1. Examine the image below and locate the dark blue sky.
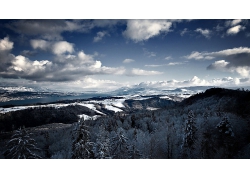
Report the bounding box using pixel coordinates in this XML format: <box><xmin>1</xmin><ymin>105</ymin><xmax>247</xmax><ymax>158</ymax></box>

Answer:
<box><xmin>1</xmin><ymin>19</ymin><xmax>250</xmax><ymax>92</ymax></box>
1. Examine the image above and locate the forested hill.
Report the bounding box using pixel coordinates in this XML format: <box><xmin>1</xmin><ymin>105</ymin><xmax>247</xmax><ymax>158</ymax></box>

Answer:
<box><xmin>1</xmin><ymin>87</ymin><xmax>250</xmax><ymax>159</ymax></box>
<box><xmin>181</xmin><ymin>87</ymin><xmax>250</xmax><ymax>117</ymax></box>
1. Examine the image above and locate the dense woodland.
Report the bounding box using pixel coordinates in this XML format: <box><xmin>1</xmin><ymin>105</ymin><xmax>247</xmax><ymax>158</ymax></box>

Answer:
<box><xmin>1</xmin><ymin>87</ymin><xmax>250</xmax><ymax>159</ymax></box>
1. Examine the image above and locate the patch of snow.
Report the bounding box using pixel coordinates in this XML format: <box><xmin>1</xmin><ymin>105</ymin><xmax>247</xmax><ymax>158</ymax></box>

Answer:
<box><xmin>177</xmin><ymin>94</ymin><xmax>192</xmax><ymax>98</ymax></box>
<box><xmin>104</xmin><ymin>105</ymin><xmax>123</xmax><ymax>112</ymax></box>
<box><xmin>77</xmin><ymin>103</ymin><xmax>106</xmax><ymax>115</ymax></box>
<box><xmin>146</xmin><ymin>107</ymin><xmax>159</xmax><ymax>111</ymax></box>
<box><xmin>78</xmin><ymin>114</ymin><xmax>101</xmax><ymax>120</ymax></box>
<box><xmin>160</xmin><ymin>96</ymin><xmax>173</xmax><ymax>100</ymax></box>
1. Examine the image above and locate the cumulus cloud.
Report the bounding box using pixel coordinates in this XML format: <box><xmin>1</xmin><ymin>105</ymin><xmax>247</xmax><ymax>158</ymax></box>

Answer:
<box><xmin>230</xmin><ymin>19</ymin><xmax>242</xmax><ymax>26</ymax></box>
<box><xmin>195</xmin><ymin>28</ymin><xmax>211</xmax><ymax>38</ymax></box>
<box><xmin>185</xmin><ymin>47</ymin><xmax>250</xmax><ymax>77</ymax></box>
<box><xmin>207</xmin><ymin>60</ymin><xmax>229</xmax><ymax>71</ymax></box>
<box><xmin>0</xmin><ymin>37</ymin><xmax>15</xmax><ymax>71</ymax></box>
<box><xmin>128</xmin><ymin>68</ymin><xmax>163</xmax><ymax>76</ymax></box>
<box><xmin>225</xmin><ymin>19</ymin><xmax>242</xmax><ymax>27</ymax></box>
<box><xmin>1</xmin><ymin>55</ymin><xmax>53</xmax><ymax>80</ymax></box>
<box><xmin>0</xmin><ymin>37</ymin><xmax>126</xmax><ymax>82</ymax></box>
<box><xmin>31</xmin><ymin>39</ymin><xmax>74</xmax><ymax>55</ymax></box>
<box><xmin>123</xmin><ymin>20</ymin><xmax>172</xmax><ymax>42</ymax></box>
<box><xmin>30</xmin><ymin>39</ymin><xmax>50</xmax><ymax>51</ymax></box>
<box><xmin>227</xmin><ymin>25</ymin><xmax>245</xmax><ymax>35</ymax></box>
<box><xmin>93</xmin><ymin>31</ymin><xmax>109</xmax><ymax>42</ymax></box>
<box><xmin>207</xmin><ymin>60</ymin><xmax>250</xmax><ymax>77</ymax></box>
<box><xmin>0</xmin><ymin>76</ymin><xmax>124</xmax><ymax>92</ymax></box>
<box><xmin>52</xmin><ymin>41</ymin><xmax>74</xmax><ymax>55</ymax></box>
<box><xmin>123</xmin><ymin>59</ymin><xmax>134</xmax><ymax>63</ymax></box>
<box><xmin>135</xmin><ymin>76</ymin><xmax>250</xmax><ymax>89</ymax></box>
<box><xmin>0</xmin><ymin>37</ymin><xmax>13</xmax><ymax>51</ymax></box>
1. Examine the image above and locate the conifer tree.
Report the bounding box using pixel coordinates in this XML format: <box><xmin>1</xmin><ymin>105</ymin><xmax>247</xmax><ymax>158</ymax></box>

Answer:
<box><xmin>216</xmin><ymin>116</ymin><xmax>235</xmax><ymax>157</ymax></box>
<box><xmin>182</xmin><ymin>110</ymin><xmax>197</xmax><ymax>158</ymax></box>
<box><xmin>201</xmin><ymin>109</ymin><xmax>216</xmax><ymax>158</ymax></box>
<box><xmin>111</xmin><ymin>128</ymin><xmax>130</xmax><ymax>159</ymax></box>
<box><xmin>4</xmin><ymin>127</ymin><xmax>41</xmax><ymax>159</ymax></box>
<box><xmin>184</xmin><ymin>110</ymin><xmax>197</xmax><ymax>147</ymax></box>
<box><xmin>94</xmin><ymin>124</ymin><xmax>111</xmax><ymax>159</ymax></box>
<box><xmin>128</xmin><ymin>129</ymin><xmax>142</xmax><ymax>159</ymax></box>
<box><xmin>72</xmin><ymin>119</ymin><xmax>94</xmax><ymax>159</ymax></box>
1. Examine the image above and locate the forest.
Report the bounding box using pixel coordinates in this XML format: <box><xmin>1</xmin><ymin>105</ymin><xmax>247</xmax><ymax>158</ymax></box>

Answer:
<box><xmin>1</xmin><ymin>87</ymin><xmax>250</xmax><ymax>159</ymax></box>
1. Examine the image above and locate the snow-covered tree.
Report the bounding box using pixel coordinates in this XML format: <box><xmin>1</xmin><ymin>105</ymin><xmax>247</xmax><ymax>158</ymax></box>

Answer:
<box><xmin>216</xmin><ymin>116</ymin><xmax>235</xmax><ymax>157</ymax></box>
<box><xmin>200</xmin><ymin>109</ymin><xmax>216</xmax><ymax>158</ymax></box>
<box><xmin>128</xmin><ymin>129</ymin><xmax>142</xmax><ymax>159</ymax></box>
<box><xmin>94</xmin><ymin>124</ymin><xmax>111</xmax><ymax>159</ymax></box>
<box><xmin>184</xmin><ymin>110</ymin><xmax>197</xmax><ymax>147</ymax></box>
<box><xmin>72</xmin><ymin>119</ymin><xmax>94</xmax><ymax>159</ymax></box>
<box><xmin>216</xmin><ymin>116</ymin><xmax>234</xmax><ymax>137</ymax></box>
<box><xmin>111</xmin><ymin>128</ymin><xmax>130</xmax><ymax>159</ymax></box>
<box><xmin>4</xmin><ymin>127</ymin><xmax>41</xmax><ymax>159</ymax></box>
<box><xmin>182</xmin><ymin>110</ymin><xmax>197</xmax><ymax>158</ymax></box>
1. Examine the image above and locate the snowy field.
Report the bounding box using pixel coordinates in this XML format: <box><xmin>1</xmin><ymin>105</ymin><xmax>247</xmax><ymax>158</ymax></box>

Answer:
<box><xmin>0</xmin><ymin>98</ymin><xmax>126</xmax><ymax>114</ymax></box>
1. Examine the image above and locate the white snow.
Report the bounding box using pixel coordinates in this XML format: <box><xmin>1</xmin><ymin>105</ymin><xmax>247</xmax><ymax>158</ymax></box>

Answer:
<box><xmin>177</xmin><ymin>94</ymin><xmax>192</xmax><ymax>98</ymax></box>
<box><xmin>78</xmin><ymin>114</ymin><xmax>101</xmax><ymax>120</ymax></box>
<box><xmin>104</xmin><ymin>105</ymin><xmax>123</xmax><ymax>112</ymax></box>
<box><xmin>146</xmin><ymin>107</ymin><xmax>159</xmax><ymax>111</ymax></box>
<box><xmin>160</xmin><ymin>96</ymin><xmax>173</xmax><ymax>100</ymax></box>
<box><xmin>76</xmin><ymin>103</ymin><xmax>106</xmax><ymax>115</ymax></box>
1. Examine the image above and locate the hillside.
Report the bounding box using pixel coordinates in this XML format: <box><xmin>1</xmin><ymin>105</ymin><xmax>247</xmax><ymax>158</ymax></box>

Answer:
<box><xmin>1</xmin><ymin>87</ymin><xmax>250</xmax><ymax>159</ymax></box>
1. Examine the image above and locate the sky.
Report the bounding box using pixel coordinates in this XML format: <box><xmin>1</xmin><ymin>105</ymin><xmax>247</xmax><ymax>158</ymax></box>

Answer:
<box><xmin>1</xmin><ymin>19</ymin><xmax>250</xmax><ymax>92</ymax></box>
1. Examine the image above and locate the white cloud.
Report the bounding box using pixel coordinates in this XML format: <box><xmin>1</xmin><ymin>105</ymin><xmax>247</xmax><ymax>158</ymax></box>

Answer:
<box><xmin>31</xmin><ymin>39</ymin><xmax>74</xmax><ymax>55</ymax></box>
<box><xmin>145</xmin><ymin>64</ymin><xmax>162</xmax><ymax>67</ymax></box>
<box><xmin>123</xmin><ymin>20</ymin><xmax>172</xmax><ymax>42</ymax></box>
<box><xmin>6</xmin><ymin>55</ymin><xmax>52</xmax><ymax>79</ymax></box>
<box><xmin>207</xmin><ymin>60</ymin><xmax>250</xmax><ymax>77</ymax></box>
<box><xmin>135</xmin><ymin>76</ymin><xmax>250</xmax><ymax>89</ymax></box>
<box><xmin>80</xmin><ymin>77</ymin><xmax>122</xmax><ymax>90</ymax></box>
<box><xmin>195</xmin><ymin>28</ymin><xmax>211</xmax><ymax>38</ymax></box>
<box><xmin>231</xmin><ymin>19</ymin><xmax>242</xmax><ymax>26</ymax></box>
<box><xmin>145</xmin><ymin>62</ymin><xmax>184</xmax><ymax>67</ymax></box>
<box><xmin>235</xmin><ymin>66</ymin><xmax>250</xmax><ymax>77</ymax></box>
<box><xmin>225</xmin><ymin>19</ymin><xmax>242</xmax><ymax>27</ymax></box>
<box><xmin>93</xmin><ymin>31</ymin><xmax>108</xmax><ymax>42</ymax></box>
<box><xmin>207</xmin><ymin>60</ymin><xmax>230</xmax><ymax>70</ymax></box>
<box><xmin>184</xmin><ymin>51</ymin><xmax>214</xmax><ymax>60</ymax></box>
<box><xmin>129</xmin><ymin>68</ymin><xmax>163</xmax><ymax>76</ymax></box>
<box><xmin>227</xmin><ymin>25</ymin><xmax>245</xmax><ymax>35</ymax></box>
<box><xmin>165</xmin><ymin>56</ymin><xmax>172</xmax><ymax>60</ymax></box>
<box><xmin>167</xmin><ymin>62</ymin><xmax>184</xmax><ymax>66</ymax></box>
<box><xmin>77</xmin><ymin>51</ymin><xmax>95</xmax><ymax>64</ymax></box>
<box><xmin>185</xmin><ymin>47</ymin><xmax>250</xmax><ymax>77</ymax></box>
<box><xmin>30</xmin><ymin>39</ymin><xmax>50</xmax><ymax>51</ymax></box>
<box><xmin>185</xmin><ymin>47</ymin><xmax>250</xmax><ymax>60</ymax></box>
<box><xmin>0</xmin><ymin>44</ymin><xmax>126</xmax><ymax>81</ymax></box>
<box><xmin>123</xmin><ymin>59</ymin><xmax>134</xmax><ymax>63</ymax></box>
<box><xmin>52</xmin><ymin>41</ymin><xmax>74</xmax><ymax>55</ymax></box>
<box><xmin>209</xmin><ymin>47</ymin><xmax>250</xmax><ymax>56</ymax></box>
<box><xmin>180</xmin><ymin>28</ymin><xmax>188</xmax><ymax>36</ymax></box>
<box><xmin>0</xmin><ymin>37</ymin><xmax>13</xmax><ymax>51</ymax></box>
